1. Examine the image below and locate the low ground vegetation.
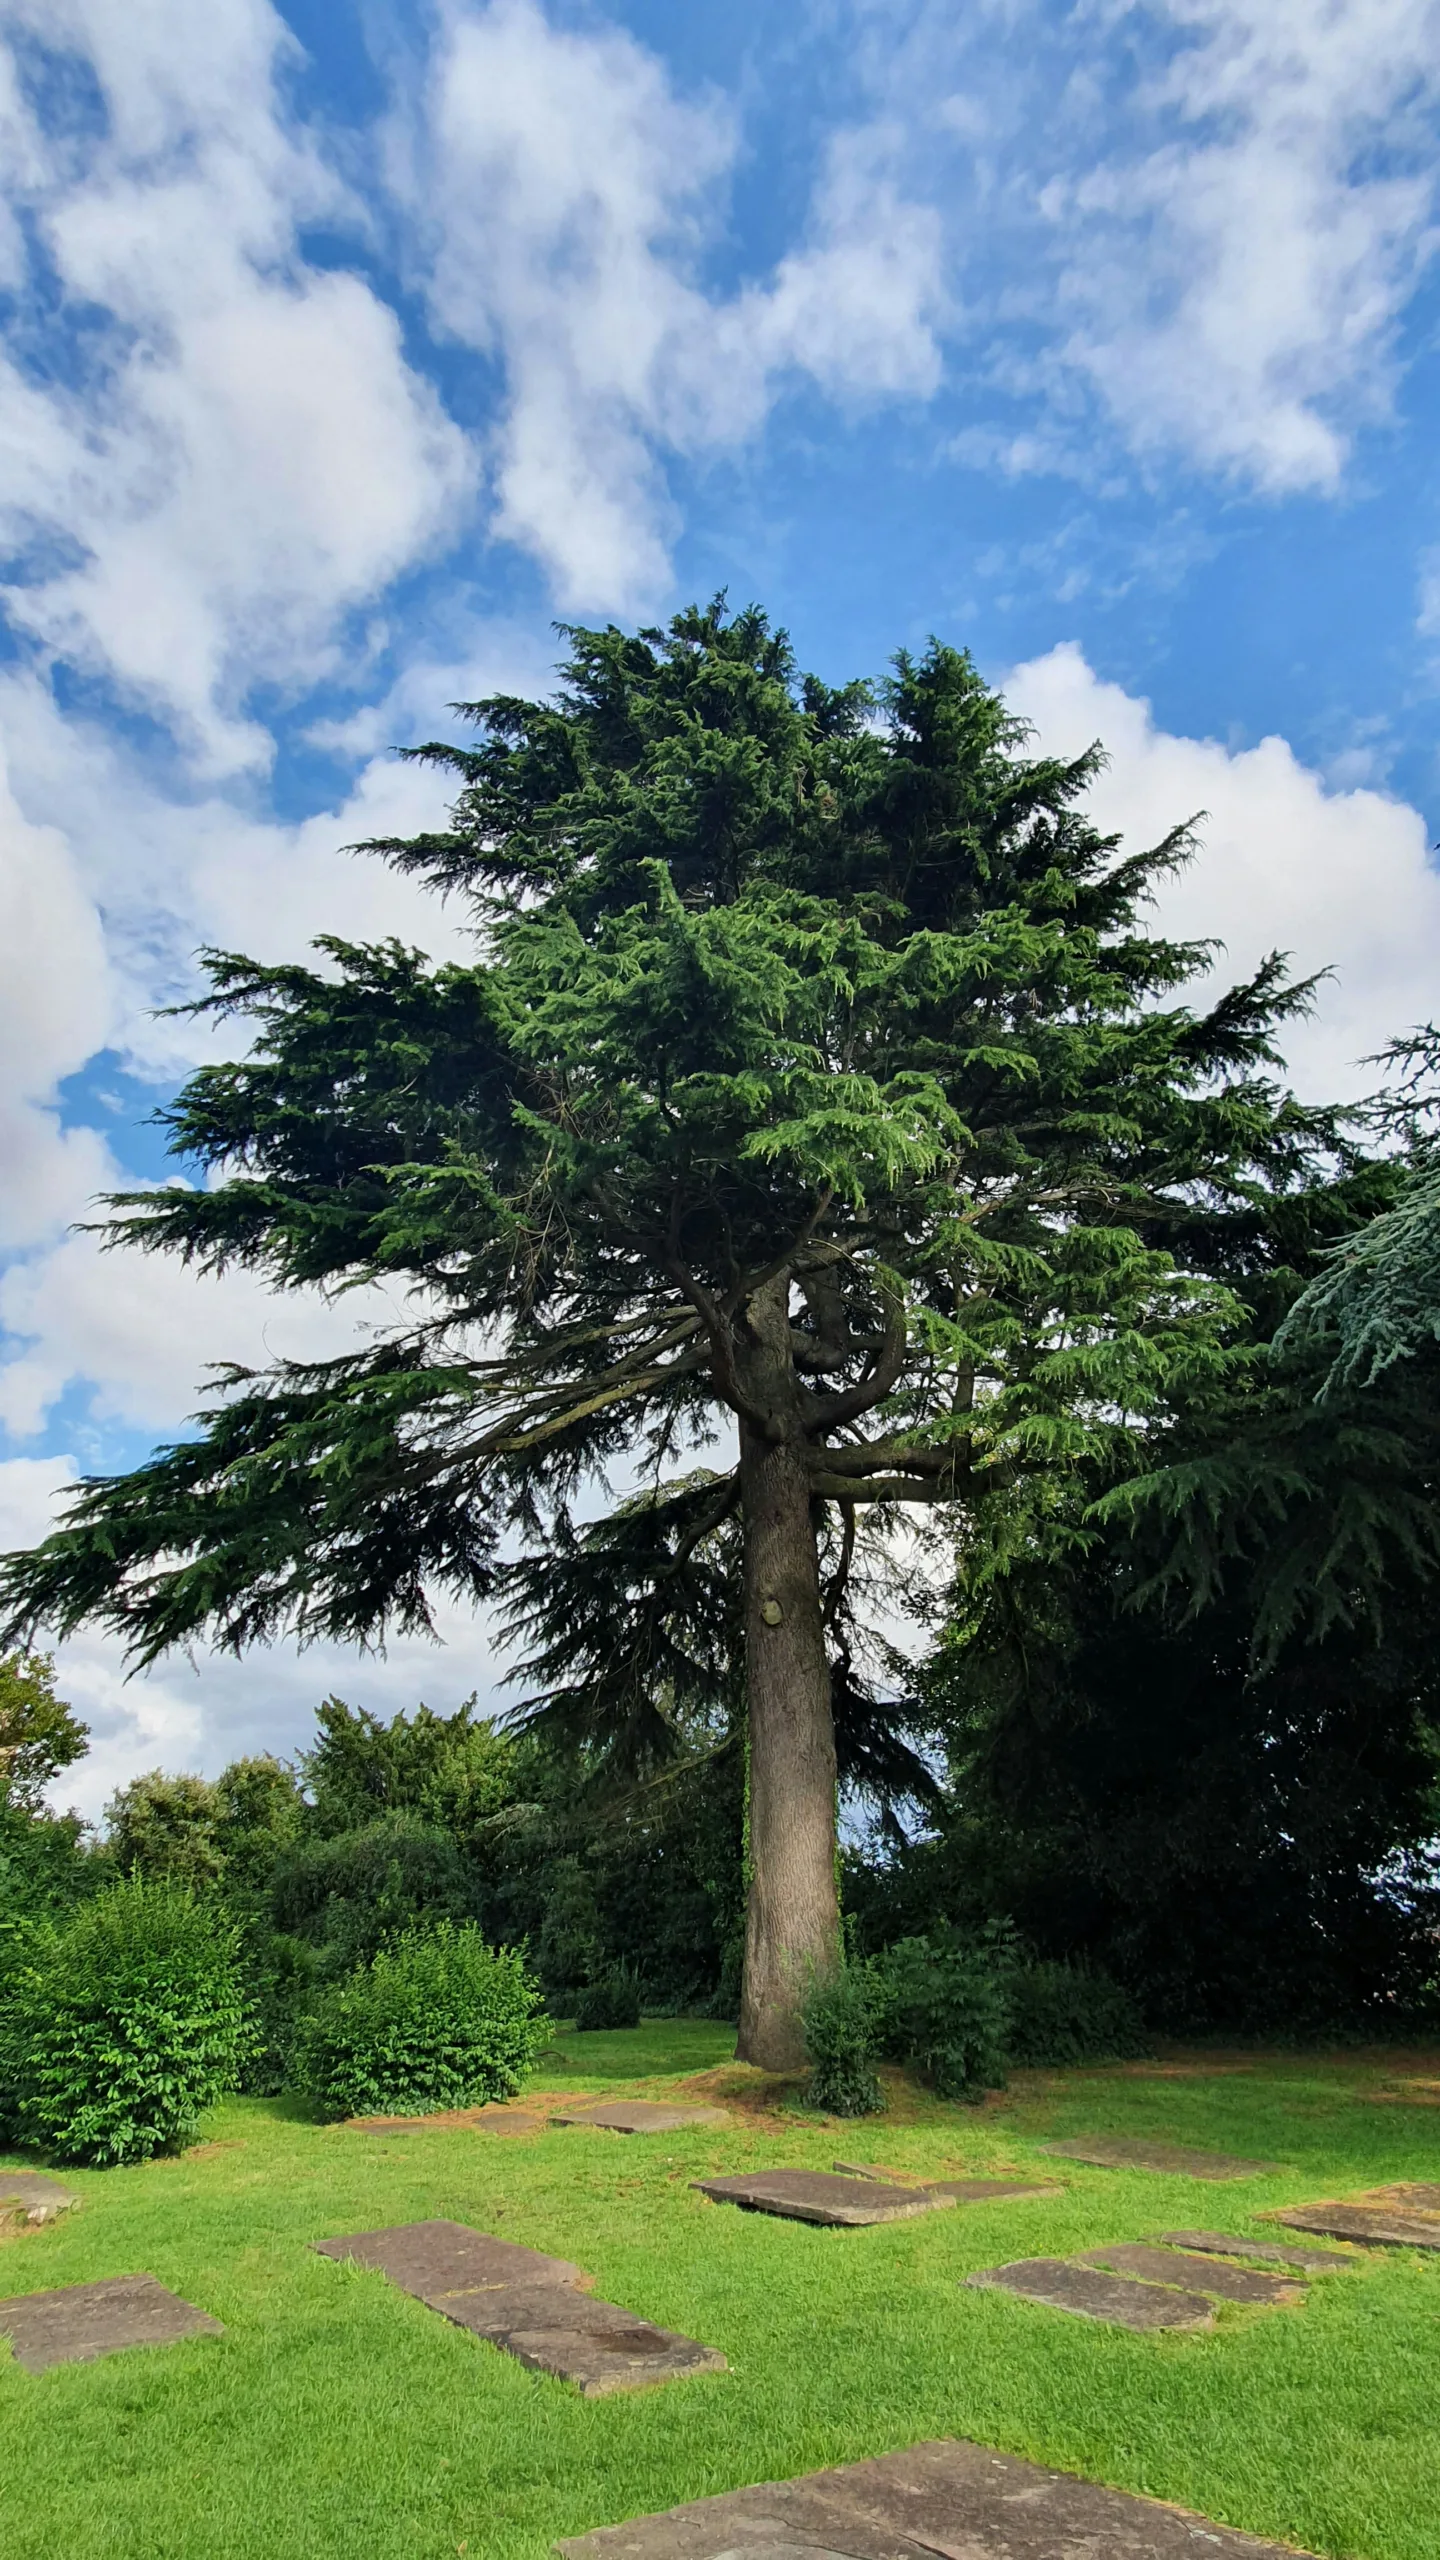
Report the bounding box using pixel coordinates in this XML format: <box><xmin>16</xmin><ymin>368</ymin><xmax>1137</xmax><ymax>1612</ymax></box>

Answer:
<box><xmin>2</xmin><ymin>2023</ymin><xmax>1439</xmax><ymax>2560</ymax></box>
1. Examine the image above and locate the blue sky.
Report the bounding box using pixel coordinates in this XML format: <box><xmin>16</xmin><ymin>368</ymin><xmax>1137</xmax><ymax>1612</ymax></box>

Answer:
<box><xmin>3</xmin><ymin>0</ymin><xmax>1440</xmax><ymax>1810</ymax></box>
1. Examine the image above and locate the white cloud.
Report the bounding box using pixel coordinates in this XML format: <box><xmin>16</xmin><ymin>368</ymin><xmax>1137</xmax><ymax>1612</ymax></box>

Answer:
<box><xmin>1004</xmin><ymin>642</ymin><xmax>1440</xmax><ymax>1097</ymax></box>
<box><xmin>0</xmin><ymin>0</ymin><xmax>474</xmax><ymax>768</ymax></box>
<box><xmin>0</xmin><ymin>750</ymin><xmax>118</xmax><ymax>1251</ymax></box>
<box><xmin>413</xmin><ymin>0</ymin><xmax>943</xmax><ymax>606</ymax></box>
<box><xmin>840</xmin><ymin>0</ymin><xmax>1440</xmax><ymax>494</ymax></box>
<box><xmin>1047</xmin><ymin>0</ymin><xmax>1440</xmax><ymax>492</ymax></box>
<box><xmin>0</xmin><ymin>1227</ymin><xmax>416</xmax><ymax>1442</ymax></box>
<box><xmin>0</xmin><ymin>1457</ymin><xmax>506</xmax><ymax>1824</ymax></box>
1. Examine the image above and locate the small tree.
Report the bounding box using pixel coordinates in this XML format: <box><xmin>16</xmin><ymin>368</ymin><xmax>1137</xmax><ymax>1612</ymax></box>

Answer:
<box><xmin>0</xmin><ymin>1652</ymin><xmax>87</xmax><ymax>1813</ymax></box>
<box><xmin>0</xmin><ymin>605</ymin><xmax>1334</xmax><ymax>2066</ymax></box>
<box><xmin>106</xmin><ymin>1769</ymin><xmax>225</xmax><ymax>1888</ymax></box>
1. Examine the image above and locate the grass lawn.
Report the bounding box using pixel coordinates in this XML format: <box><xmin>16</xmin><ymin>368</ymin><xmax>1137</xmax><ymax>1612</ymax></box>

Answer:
<box><xmin>4</xmin><ymin>2023</ymin><xmax>1440</xmax><ymax>2560</ymax></box>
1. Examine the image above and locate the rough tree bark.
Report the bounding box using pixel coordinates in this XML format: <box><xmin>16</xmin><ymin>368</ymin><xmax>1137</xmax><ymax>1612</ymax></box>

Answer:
<box><xmin>733</xmin><ymin>1280</ymin><xmax>841</xmax><ymax>2071</ymax></box>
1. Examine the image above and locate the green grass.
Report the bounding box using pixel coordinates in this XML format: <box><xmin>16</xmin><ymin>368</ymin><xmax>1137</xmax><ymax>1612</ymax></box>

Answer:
<box><xmin>4</xmin><ymin>2024</ymin><xmax>1440</xmax><ymax>2560</ymax></box>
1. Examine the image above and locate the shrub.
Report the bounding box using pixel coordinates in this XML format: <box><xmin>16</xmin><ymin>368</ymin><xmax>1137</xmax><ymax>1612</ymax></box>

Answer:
<box><xmin>573</xmin><ymin>1964</ymin><xmax>642</xmax><ymax>2031</ymax></box>
<box><xmin>3</xmin><ymin>1876</ymin><xmax>253</xmax><ymax>2164</ymax></box>
<box><xmin>270</xmin><ymin>1814</ymin><xmax>476</xmax><ymax>1974</ymax></box>
<box><xmin>802</xmin><ymin>1963</ymin><xmax>887</xmax><ymax>2115</ymax></box>
<box><xmin>1004</xmin><ymin>1959</ymin><xmax>1150</xmax><ymax>2065</ymax></box>
<box><xmin>234</xmin><ymin>1924</ymin><xmax>317</xmax><ymax>2094</ymax></box>
<box><xmin>875</xmin><ymin>1930</ymin><xmax>1011</xmax><ymax>2101</ymax></box>
<box><xmin>290</xmin><ymin>1922</ymin><xmax>547</xmax><ymax>2119</ymax></box>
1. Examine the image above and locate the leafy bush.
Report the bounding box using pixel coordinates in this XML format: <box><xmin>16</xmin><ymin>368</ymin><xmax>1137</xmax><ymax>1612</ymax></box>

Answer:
<box><xmin>290</xmin><ymin>1922</ymin><xmax>547</xmax><ymax>2119</ymax></box>
<box><xmin>802</xmin><ymin>1963</ymin><xmax>887</xmax><ymax>2115</ymax></box>
<box><xmin>1005</xmin><ymin>1959</ymin><xmax>1150</xmax><ymax>2066</ymax></box>
<box><xmin>233</xmin><ymin>1923</ymin><xmax>317</xmax><ymax>2094</ymax></box>
<box><xmin>875</xmin><ymin>1930</ymin><xmax>1011</xmax><ymax>2101</ymax></box>
<box><xmin>573</xmin><ymin>1964</ymin><xmax>642</xmax><ymax>2030</ymax></box>
<box><xmin>270</xmin><ymin>1814</ymin><xmax>477</xmax><ymax>1974</ymax></box>
<box><xmin>3</xmin><ymin>1877</ymin><xmax>253</xmax><ymax>2164</ymax></box>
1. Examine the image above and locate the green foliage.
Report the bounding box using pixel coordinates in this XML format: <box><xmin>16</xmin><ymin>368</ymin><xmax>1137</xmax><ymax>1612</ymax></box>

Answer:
<box><xmin>873</xmin><ymin>1931</ymin><xmax>1011</xmax><ymax>2101</ymax></box>
<box><xmin>889</xmin><ymin>1476</ymin><xmax>1440</xmax><ymax>2035</ymax></box>
<box><xmin>290</xmin><ymin>1922</ymin><xmax>546</xmax><ymax>2120</ymax></box>
<box><xmin>299</xmin><ymin>1695</ymin><xmax>514</xmax><ymax>1838</ymax></box>
<box><xmin>801</xmin><ymin>1963</ymin><xmax>887</xmax><ymax>2115</ymax></box>
<box><xmin>1</xmin><ymin>603</ymin><xmax>1327</xmax><ymax>1697</ymax></box>
<box><xmin>572</xmin><ymin>1963</ymin><xmax>642</xmax><ymax>2030</ymax></box>
<box><xmin>214</xmin><ymin>1754</ymin><xmax>305</xmax><ymax>1886</ymax></box>
<box><xmin>0</xmin><ymin>1650</ymin><xmax>87</xmax><ymax>1811</ymax></box>
<box><xmin>270</xmin><ymin>1812</ymin><xmax>478</xmax><ymax>1975</ymax></box>
<box><xmin>3</xmin><ymin>1876</ymin><xmax>253</xmax><ymax>2163</ymax></box>
<box><xmin>106</xmin><ymin>1768</ymin><xmax>225</xmax><ymax>1887</ymax></box>
<box><xmin>1004</xmin><ymin>1961</ymin><xmax>1150</xmax><ymax>2066</ymax></box>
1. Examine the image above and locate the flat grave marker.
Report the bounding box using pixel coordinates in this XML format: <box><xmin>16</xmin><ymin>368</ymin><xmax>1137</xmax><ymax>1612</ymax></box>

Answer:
<box><xmin>832</xmin><ymin>2162</ymin><xmax>1058</xmax><ymax>2201</ymax></box>
<box><xmin>964</xmin><ymin>2255</ymin><xmax>1216</xmax><ymax>2330</ymax></box>
<box><xmin>1044</xmin><ymin>2135</ymin><xmax>1280</xmax><ymax>2180</ymax></box>
<box><xmin>1076</xmin><ymin>2242</ymin><xmax>1303</xmax><ymax>2306</ymax></box>
<box><xmin>345</xmin><ymin>2107</ymin><xmax>544</xmax><ymax>2138</ymax></box>
<box><xmin>0</xmin><ymin>2274</ymin><xmax>223</xmax><ymax>2375</ymax></box>
<box><xmin>552</xmin><ymin>2102</ymin><xmax>731</xmax><ymax>2133</ymax></box>
<box><xmin>1159</xmin><ymin>2228</ymin><xmax>1360</xmax><ymax>2271</ymax></box>
<box><xmin>555</xmin><ymin>2435</ymin><xmax>1315</xmax><ymax>2560</ymax></box>
<box><xmin>693</xmin><ymin>2169</ymin><xmax>971</xmax><ymax>2227</ymax></box>
<box><xmin>0</xmin><ymin>2171</ymin><xmax>79</xmax><ymax>2227</ymax></box>
<box><xmin>314</xmin><ymin>2218</ymin><xmax>724</xmax><ymax>2397</ymax></box>
<box><xmin>1269</xmin><ymin>2191</ymin><xmax>1440</xmax><ymax>2251</ymax></box>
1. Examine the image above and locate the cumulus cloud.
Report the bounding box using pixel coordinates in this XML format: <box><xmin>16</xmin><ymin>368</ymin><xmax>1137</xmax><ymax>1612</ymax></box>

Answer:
<box><xmin>0</xmin><ymin>1455</ymin><xmax>505</xmax><ymax>1824</ymax></box>
<box><xmin>1046</xmin><ymin>0</ymin><xmax>1440</xmax><ymax>492</ymax></box>
<box><xmin>0</xmin><ymin>0</ymin><xmax>474</xmax><ymax>768</ymax></box>
<box><xmin>0</xmin><ymin>751</ymin><xmax>117</xmax><ymax>1251</ymax></box>
<box><xmin>1004</xmin><ymin>642</ymin><xmax>1440</xmax><ymax>1098</ymax></box>
<box><xmin>413</xmin><ymin>0</ymin><xmax>943</xmax><ymax>606</ymax></box>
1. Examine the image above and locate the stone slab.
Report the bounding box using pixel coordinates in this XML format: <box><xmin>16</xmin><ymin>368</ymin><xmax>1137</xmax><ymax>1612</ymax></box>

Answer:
<box><xmin>1355</xmin><ymin>2182</ymin><xmax>1440</xmax><ymax>2212</ymax></box>
<box><xmin>552</xmin><ymin>2103</ymin><xmax>731</xmax><ymax>2133</ymax></box>
<box><xmin>1044</xmin><ymin>2136</ymin><xmax>1279</xmax><ymax>2180</ymax></box>
<box><xmin>0</xmin><ymin>2171</ymin><xmax>79</xmax><ymax>2226</ymax></box>
<box><xmin>965</xmin><ymin>2256</ymin><xmax>1215</xmax><ymax>2329</ymax></box>
<box><xmin>1077</xmin><ymin>2243</ymin><xmax>1302</xmax><ymax>2305</ymax></box>
<box><xmin>313</xmin><ymin>2220</ymin><xmax>583</xmax><ymax>2301</ymax></box>
<box><xmin>693</xmin><ymin>2170</ymin><xmax>965</xmax><ymax>2227</ymax></box>
<box><xmin>0</xmin><ymin>2274</ymin><xmax>223</xmax><ymax>2375</ymax></box>
<box><xmin>313</xmin><ymin>2220</ymin><xmax>724</xmax><ymax>2395</ymax></box>
<box><xmin>556</xmin><ymin>2435</ymin><xmax>1312</xmax><ymax>2560</ymax></box>
<box><xmin>832</xmin><ymin>2163</ymin><xmax>1058</xmax><ymax>2201</ymax></box>
<box><xmin>346</xmin><ymin>2108</ymin><xmax>543</xmax><ymax>2137</ymax></box>
<box><xmin>434</xmin><ymin>2284</ymin><xmax>726</xmax><ymax>2396</ymax></box>
<box><xmin>1159</xmin><ymin>2228</ymin><xmax>1360</xmax><ymax>2271</ymax></box>
<box><xmin>1268</xmin><ymin>2202</ymin><xmax>1440</xmax><ymax>2251</ymax></box>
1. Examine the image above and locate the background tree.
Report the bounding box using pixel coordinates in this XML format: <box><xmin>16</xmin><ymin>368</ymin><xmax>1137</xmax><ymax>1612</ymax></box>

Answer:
<box><xmin>0</xmin><ymin>1651</ymin><xmax>88</xmax><ymax>1814</ymax></box>
<box><xmin>0</xmin><ymin>603</ymin><xmax>1338</xmax><ymax>2066</ymax></box>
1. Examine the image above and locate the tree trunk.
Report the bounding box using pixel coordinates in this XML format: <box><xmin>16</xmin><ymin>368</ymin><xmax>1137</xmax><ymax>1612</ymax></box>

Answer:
<box><xmin>734</xmin><ymin>1410</ymin><xmax>841</xmax><ymax>2072</ymax></box>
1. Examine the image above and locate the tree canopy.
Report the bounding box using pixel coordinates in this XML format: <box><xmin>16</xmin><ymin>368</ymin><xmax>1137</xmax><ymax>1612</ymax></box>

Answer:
<box><xmin>0</xmin><ymin>601</ymin><xmax>1345</xmax><ymax>2062</ymax></box>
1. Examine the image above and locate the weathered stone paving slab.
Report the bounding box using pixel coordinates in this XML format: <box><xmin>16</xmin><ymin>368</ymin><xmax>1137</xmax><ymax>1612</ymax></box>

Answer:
<box><xmin>314</xmin><ymin>2220</ymin><xmax>724</xmax><ymax>2394</ymax></box>
<box><xmin>693</xmin><ymin>2169</ymin><xmax>965</xmax><ymax>2226</ymax></box>
<box><xmin>964</xmin><ymin>2256</ymin><xmax>1215</xmax><ymax>2329</ymax></box>
<box><xmin>832</xmin><ymin>2162</ymin><xmax>1058</xmax><ymax>2201</ymax></box>
<box><xmin>1359</xmin><ymin>2181</ymin><xmax>1440</xmax><ymax>2211</ymax></box>
<box><xmin>552</xmin><ymin>2102</ymin><xmax>731</xmax><ymax>2133</ymax></box>
<box><xmin>1044</xmin><ymin>2136</ymin><xmax>1279</xmax><ymax>2179</ymax></box>
<box><xmin>438</xmin><ymin>2284</ymin><xmax>726</xmax><ymax>2396</ymax></box>
<box><xmin>1160</xmin><ymin>2228</ymin><xmax>1360</xmax><ymax>2271</ymax></box>
<box><xmin>346</xmin><ymin>2106</ymin><xmax>543</xmax><ymax>2137</ymax></box>
<box><xmin>0</xmin><ymin>2170</ymin><xmax>79</xmax><ymax>2227</ymax></box>
<box><xmin>1269</xmin><ymin>2200</ymin><xmax>1440</xmax><ymax>2250</ymax></box>
<box><xmin>1077</xmin><ymin>2242</ymin><xmax>1302</xmax><ymax>2305</ymax></box>
<box><xmin>314</xmin><ymin>2220</ymin><xmax>583</xmax><ymax>2299</ymax></box>
<box><xmin>556</xmin><ymin>2435</ymin><xmax>1313</xmax><ymax>2560</ymax></box>
<box><xmin>0</xmin><ymin>2274</ymin><xmax>223</xmax><ymax>2375</ymax></box>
